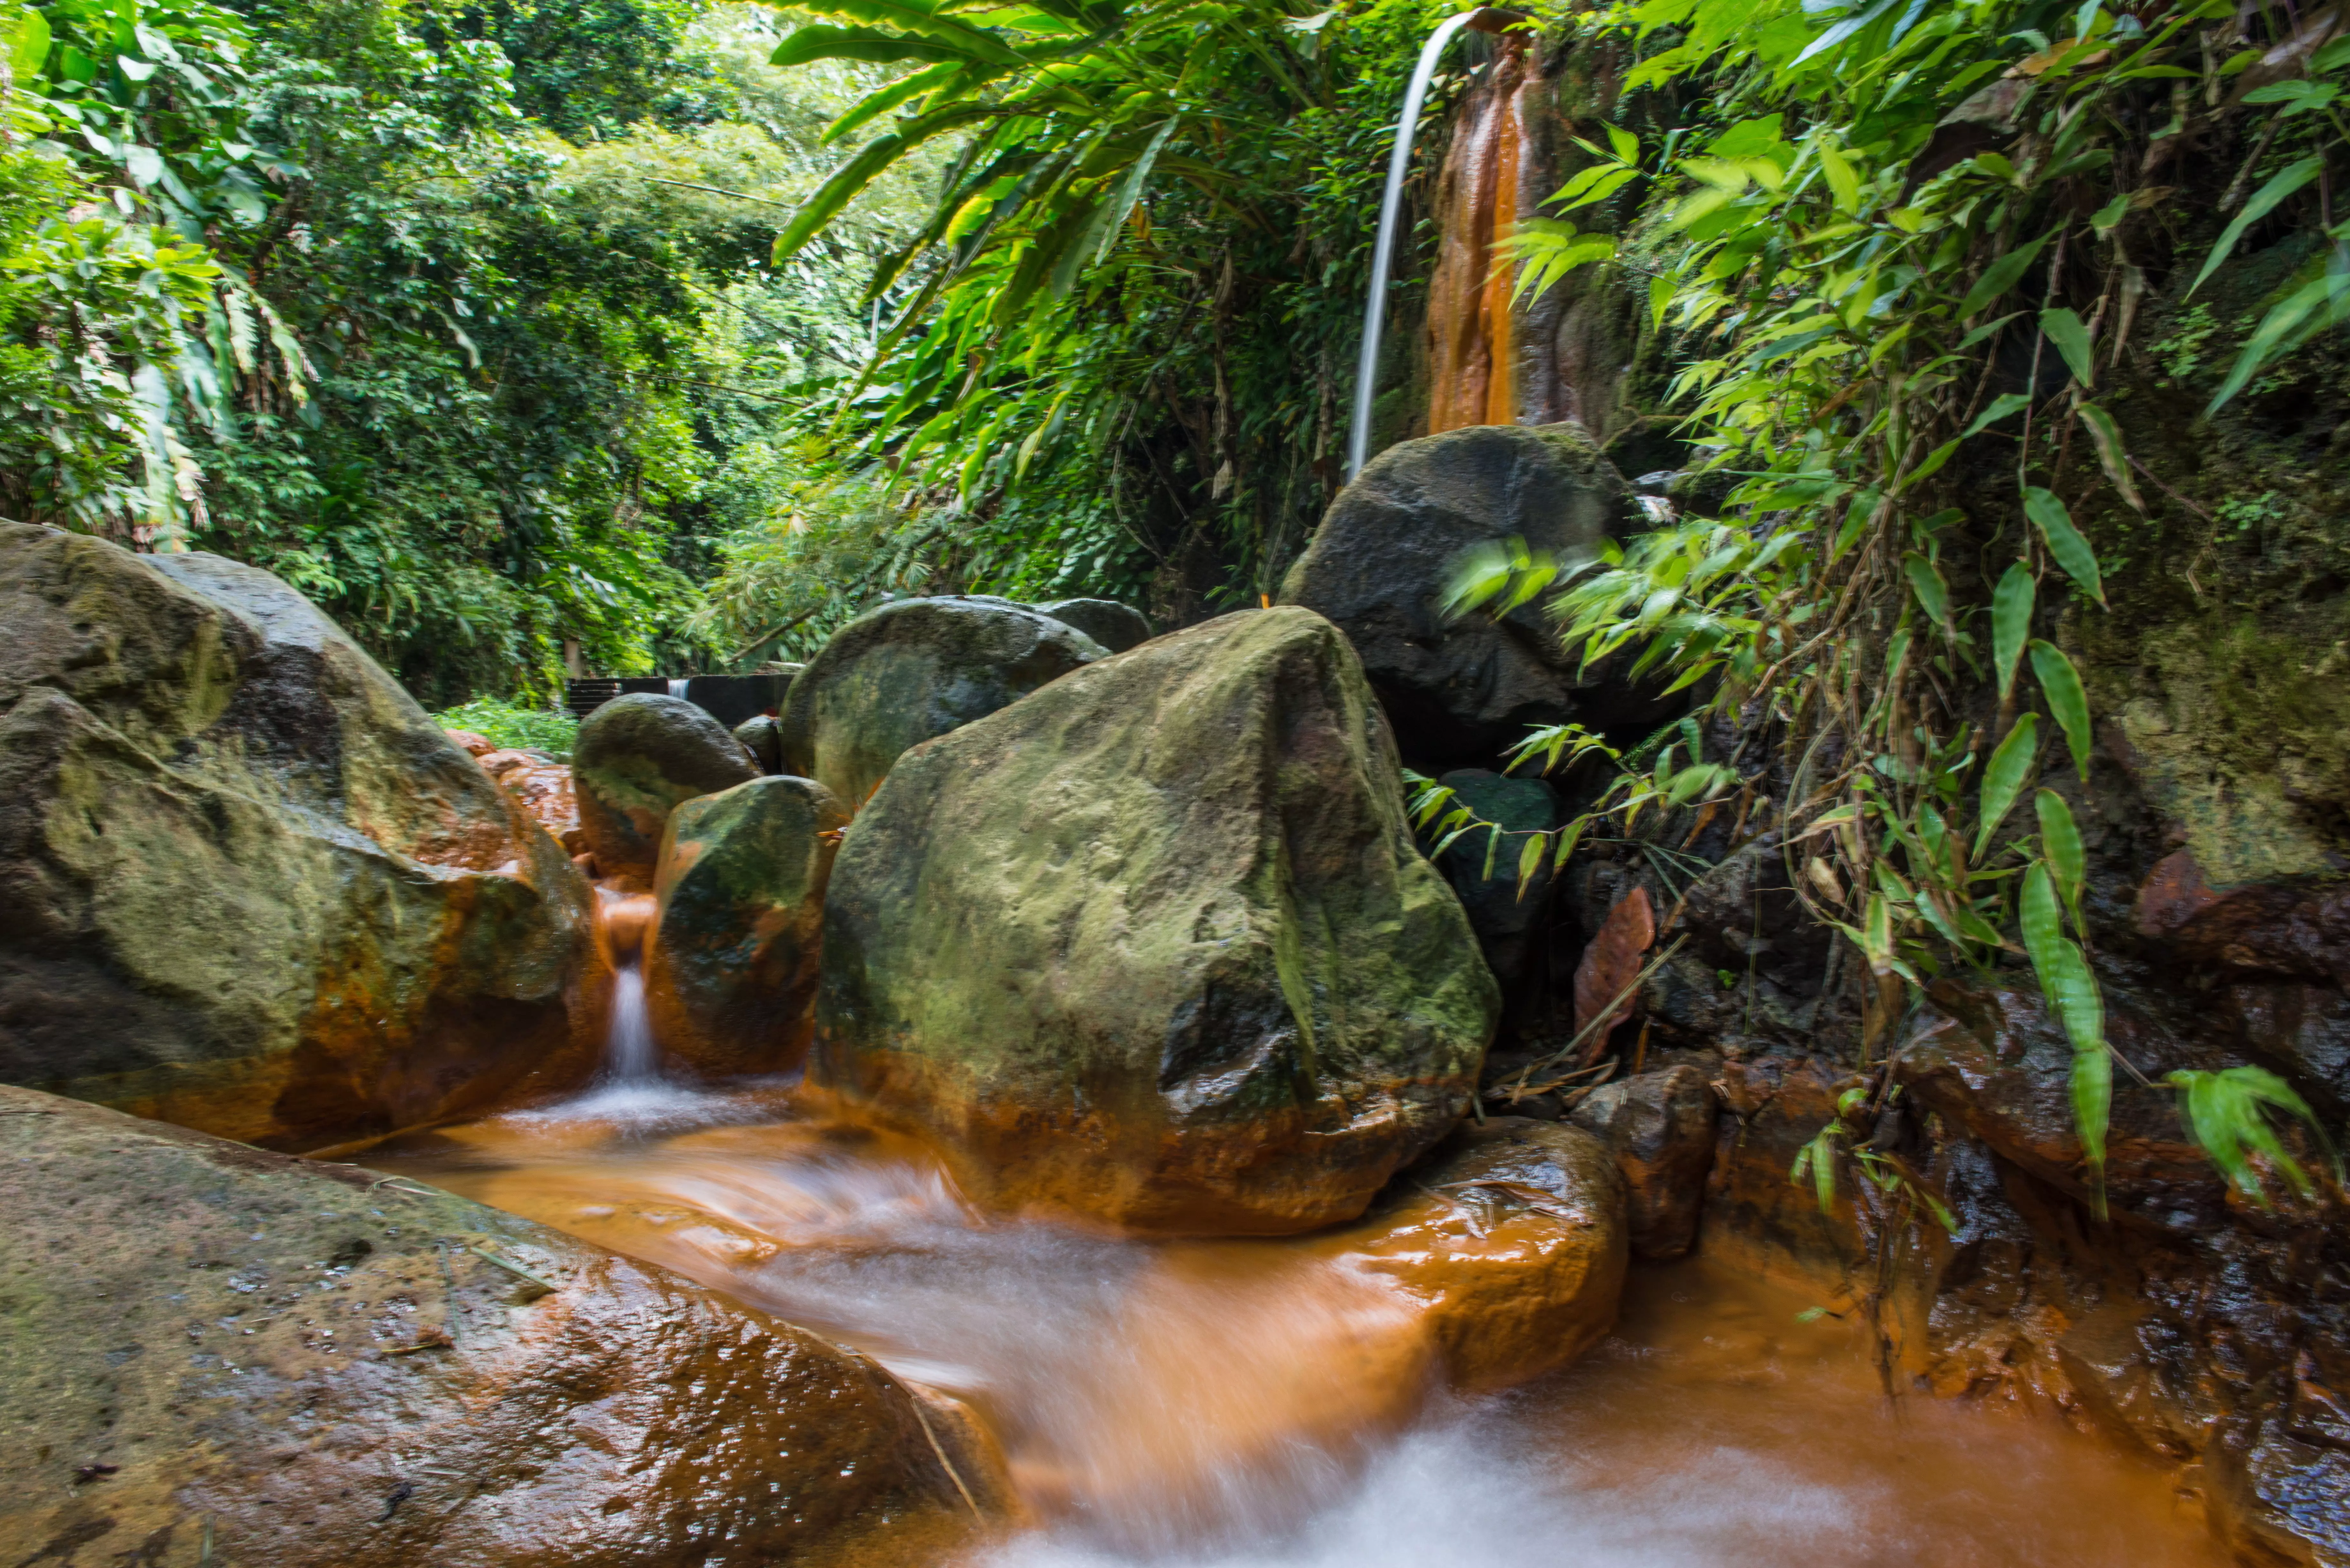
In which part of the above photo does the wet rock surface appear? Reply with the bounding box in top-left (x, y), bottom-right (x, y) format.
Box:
top-left (1277, 423), bottom-right (1628, 763)
top-left (775, 597), bottom-right (1106, 810)
top-left (0, 524), bottom-right (595, 1148)
top-left (814, 606), bottom-right (1499, 1234)
top-left (0, 1085), bottom-right (985, 1568)
top-left (647, 775), bottom-right (849, 1077)
top-left (1567, 1064), bottom-right (1716, 1258)
top-left (1308, 1115), bottom-right (1627, 1391)
top-left (571, 694), bottom-right (759, 882)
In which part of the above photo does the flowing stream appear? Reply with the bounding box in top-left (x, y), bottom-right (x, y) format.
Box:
top-left (369, 1074), bottom-right (2228, 1568)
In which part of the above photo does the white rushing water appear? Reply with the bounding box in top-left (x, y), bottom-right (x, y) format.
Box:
top-left (667, 676), bottom-right (691, 698)
top-left (1346, 10), bottom-right (1484, 480)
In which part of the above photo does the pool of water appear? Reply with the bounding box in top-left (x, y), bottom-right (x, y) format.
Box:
top-left (368, 1083), bottom-right (2222, 1568)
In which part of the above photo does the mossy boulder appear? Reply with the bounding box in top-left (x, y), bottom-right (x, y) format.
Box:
top-left (813, 606), bottom-right (1499, 1235)
top-left (1035, 597), bottom-right (1154, 653)
top-left (1277, 423), bottom-right (1628, 763)
top-left (776, 597), bottom-right (1106, 810)
top-left (572, 693), bottom-right (759, 881)
top-left (0, 524), bottom-right (594, 1149)
top-left (733, 713), bottom-right (782, 773)
top-left (0, 1084), bottom-right (990, 1568)
top-left (647, 776), bottom-right (849, 1077)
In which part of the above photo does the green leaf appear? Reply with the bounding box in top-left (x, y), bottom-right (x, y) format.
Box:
top-left (1516, 831), bottom-right (1546, 900)
top-left (2190, 155), bottom-right (2323, 297)
top-left (1089, 117), bottom-right (1179, 265)
top-left (2208, 253), bottom-right (2350, 412)
top-left (795, 0), bottom-right (1025, 65)
top-left (2022, 486), bottom-right (2105, 605)
top-left (1818, 138), bottom-right (1860, 212)
top-left (13, 6), bottom-right (52, 74)
top-left (1895, 439), bottom-right (1959, 493)
top-left (1992, 562), bottom-right (2035, 702)
top-left (1959, 232), bottom-right (2051, 319)
top-left (823, 61), bottom-right (965, 145)
top-left (2069, 1020), bottom-right (2111, 1186)
top-left (1962, 391), bottom-right (2031, 439)
top-left (2073, 403), bottom-right (2145, 511)
top-left (2090, 192), bottom-right (2129, 236)
top-left (773, 106), bottom-right (995, 261)
top-left (2019, 861), bottom-right (2067, 976)
top-left (1550, 815), bottom-right (1588, 871)
top-left (1903, 551), bottom-right (1953, 631)
top-left (2036, 788), bottom-right (2085, 914)
top-left (2030, 639), bottom-right (2094, 779)
top-left (770, 24), bottom-right (966, 67)
top-left (2166, 1065), bottom-right (2334, 1205)
top-left (2040, 307), bottom-right (2095, 387)
top-left (1974, 713), bottom-right (2039, 858)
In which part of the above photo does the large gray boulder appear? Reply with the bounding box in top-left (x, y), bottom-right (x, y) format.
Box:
top-left (0, 1085), bottom-right (991, 1568)
top-left (572, 693), bottom-right (759, 881)
top-left (0, 524), bottom-right (595, 1149)
top-left (813, 606), bottom-right (1500, 1235)
top-left (1278, 423), bottom-right (1628, 761)
top-left (776, 597), bottom-right (1105, 809)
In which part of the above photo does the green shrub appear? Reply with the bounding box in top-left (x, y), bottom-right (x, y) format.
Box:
top-left (431, 698), bottom-right (581, 761)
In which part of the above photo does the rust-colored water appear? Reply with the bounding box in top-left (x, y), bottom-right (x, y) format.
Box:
top-left (369, 1087), bottom-right (2225, 1568)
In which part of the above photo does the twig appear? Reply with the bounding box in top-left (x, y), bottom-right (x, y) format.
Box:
top-left (905, 1396), bottom-right (983, 1518)
top-left (640, 176), bottom-right (795, 210)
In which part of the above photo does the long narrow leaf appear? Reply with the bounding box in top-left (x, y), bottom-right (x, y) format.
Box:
top-left (1992, 562), bottom-right (2035, 702)
top-left (2036, 788), bottom-right (2085, 916)
top-left (2190, 155), bottom-right (2324, 297)
top-left (2030, 638), bottom-right (2094, 779)
top-left (2073, 402), bottom-right (2145, 511)
top-left (1974, 713), bottom-right (2039, 858)
top-left (2040, 307), bottom-right (2096, 386)
top-left (2022, 486), bottom-right (2105, 604)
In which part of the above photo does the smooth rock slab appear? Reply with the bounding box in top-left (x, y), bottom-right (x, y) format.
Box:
top-left (0, 524), bottom-right (594, 1148)
top-left (0, 1085), bottom-right (986, 1568)
top-left (647, 775), bottom-right (849, 1077)
top-left (572, 693), bottom-right (759, 882)
top-left (813, 606), bottom-right (1499, 1235)
top-left (775, 598), bottom-right (1105, 810)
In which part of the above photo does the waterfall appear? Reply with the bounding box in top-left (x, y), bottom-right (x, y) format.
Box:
top-left (667, 677), bottom-right (690, 699)
top-left (604, 962), bottom-right (658, 1084)
top-left (1346, 10), bottom-right (1484, 480)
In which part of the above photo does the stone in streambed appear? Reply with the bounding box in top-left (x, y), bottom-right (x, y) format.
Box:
top-left (775, 597), bottom-right (1105, 809)
top-left (0, 524), bottom-right (595, 1148)
top-left (1034, 597), bottom-right (1153, 654)
top-left (572, 693), bottom-right (759, 881)
top-left (1567, 1064), bottom-right (1717, 1258)
top-left (813, 606), bottom-right (1499, 1235)
top-left (1277, 423), bottom-right (1630, 762)
top-left (647, 775), bottom-right (848, 1077)
top-left (0, 1085), bottom-right (989, 1568)
top-left (733, 713), bottom-right (783, 773)
top-left (1310, 1116), bottom-right (1626, 1390)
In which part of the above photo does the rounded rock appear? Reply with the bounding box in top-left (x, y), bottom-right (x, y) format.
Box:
top-left (648, 775), bottom-right (850, 1077)
top-left (776, 598), bottom-right (1105, 810)
top-left (1034, 598), bottom-right (1154, 654)
top-left (572, 693), bottom-right (760, 881)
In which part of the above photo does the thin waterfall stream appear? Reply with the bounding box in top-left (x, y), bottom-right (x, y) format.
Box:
top-left (1345, 9), bottom-right (1482, 479)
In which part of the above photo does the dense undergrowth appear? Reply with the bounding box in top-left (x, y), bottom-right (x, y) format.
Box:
top-left (1418, 0), bottom-right (2350, 1212)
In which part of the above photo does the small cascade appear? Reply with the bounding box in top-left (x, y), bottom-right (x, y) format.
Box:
top-left (666, 676), bottom-right (691, 699)
top-left (603, 962), bottom-right (658, 1085)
